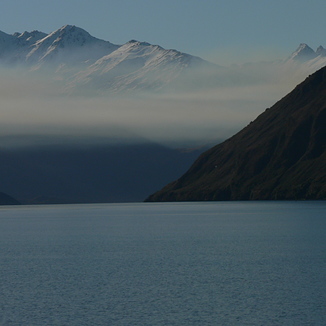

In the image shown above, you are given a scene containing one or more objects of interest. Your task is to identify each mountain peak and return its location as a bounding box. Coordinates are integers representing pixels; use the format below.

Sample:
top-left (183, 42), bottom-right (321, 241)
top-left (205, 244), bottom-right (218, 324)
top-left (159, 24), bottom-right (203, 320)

top-left (289, 43), bottom-right (317, 62)
top-left (15, 30), bottom-right (47, 43)
top-left (59, 24), bottom-right (76, 30)
top-left (22, 25), bottom-right (119, 67)
top-left (54, 25), bottom-right (94, 38)
top-left (127, 40), bottom-right (152, 47)
top-left (316, 45), bottom-right (326, 57)
top-left (42, 25), bottom-right (93, 45)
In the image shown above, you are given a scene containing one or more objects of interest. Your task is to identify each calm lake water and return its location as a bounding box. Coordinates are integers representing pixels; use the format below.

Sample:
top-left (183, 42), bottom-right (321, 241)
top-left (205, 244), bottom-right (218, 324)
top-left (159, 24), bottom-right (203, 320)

top-left (0, 201), bottom-right (325, 325)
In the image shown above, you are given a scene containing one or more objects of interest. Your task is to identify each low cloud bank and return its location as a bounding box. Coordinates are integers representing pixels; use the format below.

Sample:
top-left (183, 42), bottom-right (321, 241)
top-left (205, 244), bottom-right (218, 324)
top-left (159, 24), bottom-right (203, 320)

top-left (0, 63), bottom-right (307, 148)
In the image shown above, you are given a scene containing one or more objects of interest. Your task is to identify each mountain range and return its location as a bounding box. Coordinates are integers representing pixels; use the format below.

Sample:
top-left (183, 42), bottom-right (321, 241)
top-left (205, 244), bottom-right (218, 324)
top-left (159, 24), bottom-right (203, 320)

top-left (288, 43), bottom-right (326, 62)
top-left (0, 25), bottom-right (325, 94)
top-left (0, 25), bottom-right (117, 67)
top-left (1, 25), bottom-right (326, 204)
top-left (146, 66), bottom-right (326, 201)
top-left (0, 25), bottom-right (212, 93)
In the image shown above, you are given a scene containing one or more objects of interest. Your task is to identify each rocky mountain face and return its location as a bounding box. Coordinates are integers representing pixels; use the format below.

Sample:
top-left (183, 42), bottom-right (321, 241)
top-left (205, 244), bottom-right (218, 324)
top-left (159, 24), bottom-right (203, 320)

top-left (146, 66), bottom-right (326, 201)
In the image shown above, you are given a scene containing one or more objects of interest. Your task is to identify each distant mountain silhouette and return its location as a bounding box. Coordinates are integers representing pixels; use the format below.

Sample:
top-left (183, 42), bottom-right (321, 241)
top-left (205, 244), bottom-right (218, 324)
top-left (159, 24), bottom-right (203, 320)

top-left (0, 143), bottom-right (206, 204)
top-left (146, 67), bottom-right (326, 201)
top-left (0, 191), bottom-right (20, 205)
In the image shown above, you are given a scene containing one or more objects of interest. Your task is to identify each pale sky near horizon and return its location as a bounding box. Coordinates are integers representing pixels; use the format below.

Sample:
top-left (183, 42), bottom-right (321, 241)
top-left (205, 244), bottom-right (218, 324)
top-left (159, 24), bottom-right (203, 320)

top-left (2, 0), bottom-right (326, 65)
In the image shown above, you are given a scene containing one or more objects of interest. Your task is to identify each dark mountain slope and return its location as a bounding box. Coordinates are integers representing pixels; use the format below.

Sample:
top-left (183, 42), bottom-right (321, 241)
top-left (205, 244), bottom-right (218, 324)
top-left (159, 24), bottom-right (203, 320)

top-left (146, 67), bottom-right (326, 201)
top-left (0, 143), bottom-right (206, 204)
top-left (0, 192), bottom-right (20, 205)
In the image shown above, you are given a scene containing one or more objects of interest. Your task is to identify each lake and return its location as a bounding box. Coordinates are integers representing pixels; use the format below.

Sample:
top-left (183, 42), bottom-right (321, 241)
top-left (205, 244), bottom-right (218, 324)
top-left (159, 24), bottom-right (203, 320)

top-left (0, 201), bottom-right (325, 325)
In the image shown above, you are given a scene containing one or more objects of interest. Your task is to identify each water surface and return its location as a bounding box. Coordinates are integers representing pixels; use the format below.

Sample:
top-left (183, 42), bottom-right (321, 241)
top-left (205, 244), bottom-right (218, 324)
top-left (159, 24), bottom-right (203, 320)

top-left (0, 202), bottom-right (325, 325)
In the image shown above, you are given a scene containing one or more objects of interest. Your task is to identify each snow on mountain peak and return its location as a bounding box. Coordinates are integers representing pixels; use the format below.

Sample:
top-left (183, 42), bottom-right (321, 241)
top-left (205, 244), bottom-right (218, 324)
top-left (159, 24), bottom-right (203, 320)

top-left (316, 45), bottom-right (326, 57)
top-left (5, 24), bottom-right (326, 95)
top-left (127, 40), bottom-right (152, 46)
top-left (289, 43), bottom-right (317, 62)
top-left (37, 25), bottom-right (94, 47)
top-left (23, 25), bottom-right (119, 67)
top-left (16, 30), bottom-right (47, 43)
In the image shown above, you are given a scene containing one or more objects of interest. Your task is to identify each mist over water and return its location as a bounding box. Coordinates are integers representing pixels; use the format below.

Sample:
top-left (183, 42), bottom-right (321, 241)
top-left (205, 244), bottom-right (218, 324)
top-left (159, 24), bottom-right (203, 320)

top-left (0, 61), bottom-right (307, 148)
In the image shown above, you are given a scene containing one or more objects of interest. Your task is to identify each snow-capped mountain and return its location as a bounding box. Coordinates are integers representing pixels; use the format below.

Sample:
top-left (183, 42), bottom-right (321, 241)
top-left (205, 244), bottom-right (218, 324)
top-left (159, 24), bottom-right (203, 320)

top-left (288, 43), bottom-right (318, 62)
top-left (25, 25), bottom-right (119, 68)
top-left (1, 25), bottom-right (326, 94)
top-left (0, 29), bottom-right (46, 64)
top-left (316, 45), bottom-right (326, 56)
top-left (286, 43), bottom-right (326, 73)
top-left (0, 25), bottom-right (118, 69)
top-left (70, 39), bottom-right (213, 93)
top-left (0, 25), bottom-right (215, 92)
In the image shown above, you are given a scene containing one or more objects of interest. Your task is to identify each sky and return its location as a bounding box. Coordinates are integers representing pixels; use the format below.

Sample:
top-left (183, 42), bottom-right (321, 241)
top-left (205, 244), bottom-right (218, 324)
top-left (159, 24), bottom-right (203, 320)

top-left (2, 0), bottom-right (326, 65)
top-left (0, 0), bottom-right (326, 148)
